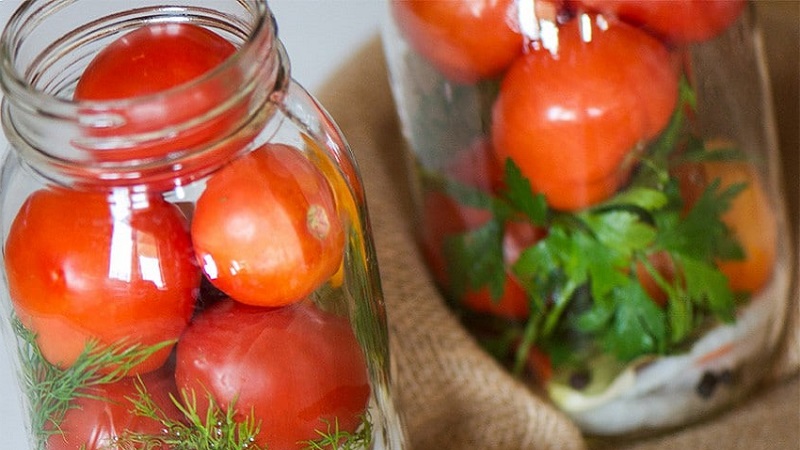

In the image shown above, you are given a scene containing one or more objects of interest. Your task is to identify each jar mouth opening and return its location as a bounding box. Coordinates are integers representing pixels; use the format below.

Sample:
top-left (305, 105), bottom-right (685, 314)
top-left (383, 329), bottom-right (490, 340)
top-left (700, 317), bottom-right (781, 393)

top-left (0, 0), bottom-right (273, 111)
top-left (0, 0), bottom-right (287, 188)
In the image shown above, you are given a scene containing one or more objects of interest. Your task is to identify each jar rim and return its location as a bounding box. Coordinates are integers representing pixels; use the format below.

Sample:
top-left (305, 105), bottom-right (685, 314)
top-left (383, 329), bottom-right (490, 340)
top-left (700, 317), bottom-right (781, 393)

top-left (0, 0), bottom-right (273, 111)
top-left (0, 0), bottom-right (287, 189)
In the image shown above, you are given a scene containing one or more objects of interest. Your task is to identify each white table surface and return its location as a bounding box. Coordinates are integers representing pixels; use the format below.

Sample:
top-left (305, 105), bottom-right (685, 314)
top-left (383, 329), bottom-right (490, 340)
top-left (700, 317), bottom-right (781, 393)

top-left (0, 0), bottom-right (385, 447)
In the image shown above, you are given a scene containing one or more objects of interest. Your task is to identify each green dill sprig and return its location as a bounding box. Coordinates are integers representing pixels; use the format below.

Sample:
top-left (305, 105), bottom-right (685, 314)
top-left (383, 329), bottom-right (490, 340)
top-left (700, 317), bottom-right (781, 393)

top-left (302, 415), bottom-right (373, 450)
top-left (12, 317), bottom-right (174, 449)
top-left (121, 382), bottom-right (373, 450)
top-left (120, 386), bottom-right (264, 450)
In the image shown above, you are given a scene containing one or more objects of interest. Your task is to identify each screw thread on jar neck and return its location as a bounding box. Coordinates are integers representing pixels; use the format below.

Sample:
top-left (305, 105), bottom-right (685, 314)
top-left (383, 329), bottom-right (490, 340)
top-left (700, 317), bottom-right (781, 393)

top-left (0, 0), bottom-right (288, 191)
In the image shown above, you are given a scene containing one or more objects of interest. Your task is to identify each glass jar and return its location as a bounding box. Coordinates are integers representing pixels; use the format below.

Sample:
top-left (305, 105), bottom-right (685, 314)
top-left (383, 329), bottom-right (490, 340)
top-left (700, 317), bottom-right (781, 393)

top-left (0, 1), bottom-right (407, 449)
top-left (382, 0), bottom-right (793, 437)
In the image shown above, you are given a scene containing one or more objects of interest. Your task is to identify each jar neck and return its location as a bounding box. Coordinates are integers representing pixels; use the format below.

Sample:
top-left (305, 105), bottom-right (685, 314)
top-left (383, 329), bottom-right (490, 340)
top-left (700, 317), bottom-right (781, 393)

top-left (0, 0), bottom-right (289, 190)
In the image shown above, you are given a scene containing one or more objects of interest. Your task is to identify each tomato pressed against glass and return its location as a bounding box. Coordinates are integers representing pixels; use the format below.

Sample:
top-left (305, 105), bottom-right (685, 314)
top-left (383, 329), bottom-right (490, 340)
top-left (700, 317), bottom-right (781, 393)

top-left (491, 14), bottom-right (679, 211)
top-left (47, 365), bottom-right (181, 450)
top-left (174, 299), bottom-right (370, 450)
top-left (73, 22), bottom-right (240, 163)
top-left (574, 0), bottom-right (747, 44)
top-left (191, 144), bottom-right (345, 307)
top-left (4, 188), bottom-right (199, 374)
top-left (391, 0), bottom-right (523, 83)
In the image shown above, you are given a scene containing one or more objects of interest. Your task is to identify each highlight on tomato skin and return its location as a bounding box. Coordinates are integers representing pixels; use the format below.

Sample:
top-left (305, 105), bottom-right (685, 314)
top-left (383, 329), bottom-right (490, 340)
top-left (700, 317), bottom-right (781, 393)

top-left (390, 0), bottom-right (524, 84)
top-left (490, 13), bottom-right (679, 211)
top-left (572, 0), bottom-right (747, 44)
top-left (190, 143), bottom-right (345, 307)
top-left (4, 188), bottom-right (200, 375)
top-left (174, 298), bottom-right (371, 450)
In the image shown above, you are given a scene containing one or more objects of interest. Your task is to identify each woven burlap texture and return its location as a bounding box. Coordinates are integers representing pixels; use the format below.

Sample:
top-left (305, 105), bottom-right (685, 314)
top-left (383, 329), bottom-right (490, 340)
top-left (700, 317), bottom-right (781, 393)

top-left (315, 4), bottom-right (799, 448)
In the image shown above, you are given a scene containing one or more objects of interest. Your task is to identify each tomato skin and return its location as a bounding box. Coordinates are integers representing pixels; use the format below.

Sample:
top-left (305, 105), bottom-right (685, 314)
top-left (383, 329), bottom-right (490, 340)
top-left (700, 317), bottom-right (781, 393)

top-left (191, 144), bottom-right (345, 307)
top-left (174, 299), bottom-right (370, 450)
top-left (73, 23), bottom-right (241, 163)
top-left (574, 0), bottom-right (747, 44)
top-left (491, 15), bottom-right (678, 211)
top-left (75, 23), bottom-right (236, 100)
top-left (47, 365), bottom-right (181, 450)
top-left (4, 188), bottom-right (199, 374)
top-left (391, 0), bottom-right (523, 83)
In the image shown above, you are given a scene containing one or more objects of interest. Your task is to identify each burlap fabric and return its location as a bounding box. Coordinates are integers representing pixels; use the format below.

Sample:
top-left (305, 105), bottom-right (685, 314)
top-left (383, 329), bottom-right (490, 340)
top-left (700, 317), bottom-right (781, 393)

top-left (315, 3), bottom-right (799, 449)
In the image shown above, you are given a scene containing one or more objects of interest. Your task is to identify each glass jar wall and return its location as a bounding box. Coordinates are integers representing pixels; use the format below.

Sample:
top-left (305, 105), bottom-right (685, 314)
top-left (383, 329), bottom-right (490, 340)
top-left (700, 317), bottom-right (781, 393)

top-left (382, 0), bottom-right (793, 436)
top-left (0, 1), bottom-right (406, 449)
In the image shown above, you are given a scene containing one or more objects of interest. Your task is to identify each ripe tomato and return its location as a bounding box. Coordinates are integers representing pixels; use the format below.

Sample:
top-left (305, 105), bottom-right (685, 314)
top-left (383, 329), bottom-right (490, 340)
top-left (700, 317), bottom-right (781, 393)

top-left (191, 144), bottom-right (345, 307)
top-left (74, 23), bottom-right (236, 100)
top-left (391, 0), bottom-right (523, 83)
top-left (174, 299), bottom-right (370, 450)
top-left (4, 188), bottom-right (199, 374)
top-left (73, 23), bottom-right (241, 163)
top-left (47, 365), bottom-right (181, 450)
top-left (574, 0), bottom-right (747, 44)
top-left (491, 15), bottom-right (678, 211)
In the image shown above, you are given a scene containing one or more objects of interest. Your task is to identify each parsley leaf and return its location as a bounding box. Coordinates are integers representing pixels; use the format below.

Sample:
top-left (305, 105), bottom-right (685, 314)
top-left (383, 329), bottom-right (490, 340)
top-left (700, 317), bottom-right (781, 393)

top-left (444, 219), bottom-right (506, 300)
top-left (598, 281), bottom-right (668, 361)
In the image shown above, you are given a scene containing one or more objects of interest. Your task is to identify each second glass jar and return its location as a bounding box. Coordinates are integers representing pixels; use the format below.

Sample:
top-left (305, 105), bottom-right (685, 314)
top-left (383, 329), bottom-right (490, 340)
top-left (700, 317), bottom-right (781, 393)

top-left (0, 1), bottom-right (406, 449)
top-left (382, 0), bottom-right (793, 436)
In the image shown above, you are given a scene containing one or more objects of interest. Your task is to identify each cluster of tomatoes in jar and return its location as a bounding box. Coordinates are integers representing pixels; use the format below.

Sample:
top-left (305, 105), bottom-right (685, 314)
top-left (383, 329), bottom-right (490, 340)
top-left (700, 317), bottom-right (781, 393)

top-left (4, 23), bottom-right (370, 450)
top-left (390, 0), bottom-right (781, 421)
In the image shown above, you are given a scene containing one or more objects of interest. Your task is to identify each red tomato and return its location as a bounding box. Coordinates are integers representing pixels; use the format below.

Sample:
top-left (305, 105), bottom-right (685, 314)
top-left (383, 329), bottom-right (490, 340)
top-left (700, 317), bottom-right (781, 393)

top-left (47, 365), bottom-right (182, 450)
top-left (491, 15), bottom-right (678, 210)
top-left (174, 299), bottom-right (370, 450)
top-left (191, 144), bottom-right (345, 307)
top-left (460, 272), bottom-right (530, 319)
top-left (75, 23), bottom-right (236, 100)
top-left (4, 188), bottom-right (199, 374)
top-left (73, 23), bottom-right (242, 164)
top-left (574, 0), bottom-right (747, 44)
top-left (391, 0), bottom-right (524, 83)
